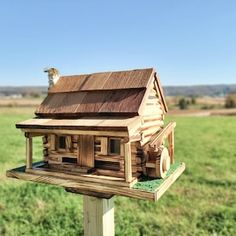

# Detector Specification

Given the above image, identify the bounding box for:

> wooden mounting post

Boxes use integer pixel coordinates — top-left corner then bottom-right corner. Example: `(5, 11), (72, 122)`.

(26, 135), (33, 169)
(83, 195), (114, 236)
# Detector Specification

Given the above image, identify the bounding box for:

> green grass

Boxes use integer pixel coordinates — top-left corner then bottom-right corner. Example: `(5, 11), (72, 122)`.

(0, 108), (236, 236)
(133, 162), (183, 192)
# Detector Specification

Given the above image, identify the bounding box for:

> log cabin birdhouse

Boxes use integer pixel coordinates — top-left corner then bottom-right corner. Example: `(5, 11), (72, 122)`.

(7, 68), (185, 201)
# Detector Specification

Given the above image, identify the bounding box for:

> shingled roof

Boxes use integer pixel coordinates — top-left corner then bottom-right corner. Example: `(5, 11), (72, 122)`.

(35, 68), (167, 118)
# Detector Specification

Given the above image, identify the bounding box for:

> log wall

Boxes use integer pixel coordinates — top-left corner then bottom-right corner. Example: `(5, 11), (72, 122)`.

(140, 84), (165, 145)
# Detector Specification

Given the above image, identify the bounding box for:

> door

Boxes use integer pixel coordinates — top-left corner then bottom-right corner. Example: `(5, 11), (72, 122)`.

(79, 135), (94, 167)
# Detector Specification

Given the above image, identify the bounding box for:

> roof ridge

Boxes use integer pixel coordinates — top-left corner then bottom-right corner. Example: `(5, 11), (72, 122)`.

(60, 67), (154, 78)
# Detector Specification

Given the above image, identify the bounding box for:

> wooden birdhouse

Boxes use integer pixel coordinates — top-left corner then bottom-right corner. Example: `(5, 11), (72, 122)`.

(7, 68), (185, 201)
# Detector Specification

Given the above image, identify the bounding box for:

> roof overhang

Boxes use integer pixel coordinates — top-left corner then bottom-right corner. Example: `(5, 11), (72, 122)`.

(16, 117), (142, 139)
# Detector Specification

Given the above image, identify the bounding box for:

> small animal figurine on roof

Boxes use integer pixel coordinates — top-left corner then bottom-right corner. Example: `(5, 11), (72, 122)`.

(7, 67), (185, 201)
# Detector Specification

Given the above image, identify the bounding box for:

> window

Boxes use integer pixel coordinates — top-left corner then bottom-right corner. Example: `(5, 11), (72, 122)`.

(109, 138), (121, 155)
(62, 157), (77, 164)
(58, 136), (66, 150)
(95, 137), (108, 155)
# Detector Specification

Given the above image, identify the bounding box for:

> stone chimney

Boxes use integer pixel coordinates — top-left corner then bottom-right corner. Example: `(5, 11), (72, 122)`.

(44, 67), (60, 89)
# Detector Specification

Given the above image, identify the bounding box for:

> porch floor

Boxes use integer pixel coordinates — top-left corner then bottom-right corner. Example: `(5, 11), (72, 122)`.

(6, 161), (185, 201)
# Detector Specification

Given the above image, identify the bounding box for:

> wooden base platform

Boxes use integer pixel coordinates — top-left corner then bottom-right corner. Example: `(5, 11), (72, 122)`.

(23, 162), (137, 188)
(6, 162), (185, 201)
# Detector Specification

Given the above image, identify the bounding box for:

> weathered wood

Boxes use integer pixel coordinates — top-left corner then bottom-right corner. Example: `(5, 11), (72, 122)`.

(145, 122), (176, 148)
(95, 154), (124, 163)
(146, 147), (170, 178)
(49, 68), (154, 93)
(143, 114), (163, 122)
(48, 155), (62, 164)
(6, 162), (185, 201)
(141, 120), (164, 130)
(26, 136), (32, 169)
(168, 131), (175, 163)
(65, 136), (72, 151)
(124, 142), (132, 182)
(66, 188), (114, 199)
(154, 73), (168, 113)
(141, 126), (162, 139)
(83, 196), (114, 236)
(47, 164), (93, 174)
(50, 134), (56, 150)
(95, 137), (108, 155)
(49, 152), (77, 158)
(26, 165), (137, 187)
(21, 128), (128, 138)
(79, 135), (94, 167)
(35, 89), (145, 118)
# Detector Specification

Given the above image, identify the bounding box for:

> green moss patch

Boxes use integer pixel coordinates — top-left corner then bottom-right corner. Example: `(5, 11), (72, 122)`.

(132, 162), (183, 193)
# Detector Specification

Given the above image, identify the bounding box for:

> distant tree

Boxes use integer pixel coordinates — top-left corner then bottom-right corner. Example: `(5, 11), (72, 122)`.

(178, 98), (188, 110)
(225, 94), (236, 108)
(191, 96), (196, 105)
(29, 92), (40, 98)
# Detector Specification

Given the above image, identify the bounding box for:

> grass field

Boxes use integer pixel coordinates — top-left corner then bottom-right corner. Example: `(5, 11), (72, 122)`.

(0, 107), (236, 236)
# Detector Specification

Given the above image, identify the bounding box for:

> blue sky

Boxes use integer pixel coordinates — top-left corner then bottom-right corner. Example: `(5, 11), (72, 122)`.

(0, 0), (235, 86)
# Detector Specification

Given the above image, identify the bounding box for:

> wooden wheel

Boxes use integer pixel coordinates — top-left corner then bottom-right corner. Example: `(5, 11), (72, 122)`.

(156, 147), (170, 178)
(162, 149), (170, 172)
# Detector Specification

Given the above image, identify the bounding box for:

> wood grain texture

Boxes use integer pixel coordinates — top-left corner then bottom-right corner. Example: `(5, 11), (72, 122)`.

(145, 122), (176, 147)
(83, 196), (114, 236)
(124, 142), (132, 183)
(6, 162), (185, 201)
(48, 68), (154, 93)
(26, 166), (136, 187)
(79, 135), (94, 167)
(26, 137), (32, 169)
(154, 73), (168, 113)
(168, 131), (175, 163)
(65, 188), (114, 199)
(35, 89), (145, 118)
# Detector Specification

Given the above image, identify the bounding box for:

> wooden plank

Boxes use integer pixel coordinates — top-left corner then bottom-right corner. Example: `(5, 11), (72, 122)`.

(48, 68), (153, 93)
(49, 151), (77, 158)
(48, 155), (62, 164)
(124, 142), (132, 183)
(141, 127), (162, 139)
(26, 137), (32, 169)
(141, 120), (164, 130)
(79, 135), (94, 167)
(83, 196), (114, 236)
(66, 136), (72, 151)
(142, 114), (163, 122)
(35, 89), (145, 118)
(94, 155), (124, 163)
(168, 131), (175, 164)
(95, 137), (108, 155)
(154, 74), (168, 113)
(50, 134), (56, 151)
(144, 122), (176, 147)
(27, 133), (43, 138)
(16, 116), (140, 131)
(26, 166), (136, 187)
(155, 163), (184, 201)
(6, 162), (185, 201)
(66, 188), (114, 199)
(142, 104), (163, 116)
(21, 128), (128, 138)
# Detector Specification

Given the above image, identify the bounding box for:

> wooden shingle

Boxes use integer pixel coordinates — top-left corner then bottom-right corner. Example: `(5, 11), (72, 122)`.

(36, 68), (167, 118)
(48, 68), (154, 93)
(36, 89), (146, 118)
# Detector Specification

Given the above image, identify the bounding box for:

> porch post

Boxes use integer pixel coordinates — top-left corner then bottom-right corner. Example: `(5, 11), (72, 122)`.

(124, 142), (132, 182)
(168, 131), (175, 164)
(25, 133), (33, 169)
